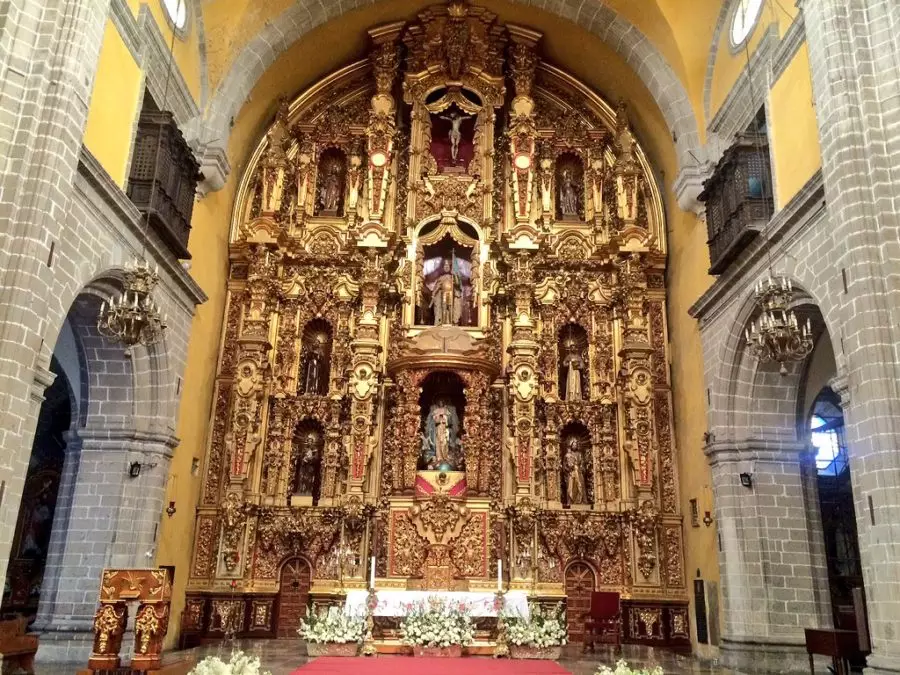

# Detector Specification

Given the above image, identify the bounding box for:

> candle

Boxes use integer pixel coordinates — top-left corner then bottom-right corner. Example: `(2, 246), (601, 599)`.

(370, 556), (375, 589)
(497, 559), (502, 592)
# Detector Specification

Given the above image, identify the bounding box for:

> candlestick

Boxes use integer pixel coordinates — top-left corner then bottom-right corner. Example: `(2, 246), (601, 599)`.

(370, 556), (375, 589)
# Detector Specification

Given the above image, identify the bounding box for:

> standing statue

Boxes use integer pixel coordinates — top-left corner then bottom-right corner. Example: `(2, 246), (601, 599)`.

(439, 111), (473, 163)
(302, 340), (326, 394)
(318, 161), (342, 213)
(430, 259), (463, 326)
(420, 400), (461, 470)
(562, 339), (585, 401)
(559, 169), (579, 217)
(564, 436), (587, 505)
(295, 430), (322, 495)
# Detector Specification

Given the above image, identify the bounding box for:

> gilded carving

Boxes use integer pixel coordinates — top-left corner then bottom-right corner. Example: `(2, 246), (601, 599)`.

(191, 2), (682, 631)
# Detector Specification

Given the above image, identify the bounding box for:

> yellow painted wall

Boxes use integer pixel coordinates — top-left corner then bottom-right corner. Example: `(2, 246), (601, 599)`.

(667, 205), (718, 655)
(769, 43), (821, 209)
(709, 2), (799, 118)
(163, 0), (720, 651)
(156, 184), (232, 650)
(83, 20), (144, 188)
(145, 0), (203, 104)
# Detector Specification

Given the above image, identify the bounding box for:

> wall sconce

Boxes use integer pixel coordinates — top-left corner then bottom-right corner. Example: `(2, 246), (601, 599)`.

(513, 152), (532, 170)
(166, 501), (177, 517)
(739, 472), (753, 489)
(703, 511), (714, 527)
(369, 150), (388, 167)
(129, 462), (142, 478)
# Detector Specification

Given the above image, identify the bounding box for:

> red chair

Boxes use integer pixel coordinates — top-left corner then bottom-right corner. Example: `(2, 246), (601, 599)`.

(583, 591), (621, 653)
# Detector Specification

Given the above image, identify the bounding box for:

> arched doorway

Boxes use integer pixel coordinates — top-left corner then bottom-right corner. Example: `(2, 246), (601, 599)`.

(1, 358), (71, 621)
(276, 558), (311, 637)
(808, 388), (865, 634)
(564, 561), (596, 644)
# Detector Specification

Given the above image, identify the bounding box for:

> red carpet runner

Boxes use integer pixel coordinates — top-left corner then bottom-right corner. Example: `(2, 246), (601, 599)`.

(291, 656), (571, 674)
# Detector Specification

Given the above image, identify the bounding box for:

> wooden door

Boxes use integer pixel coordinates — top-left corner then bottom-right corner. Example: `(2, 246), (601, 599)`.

(565, 562), (596, 643)
(276, 558), (311, 637)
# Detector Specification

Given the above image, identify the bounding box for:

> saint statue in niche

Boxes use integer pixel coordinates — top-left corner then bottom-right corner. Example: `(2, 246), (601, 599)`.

(316, 152), (345, 215)
(302, 338), (326, 395)
(562, 339), (585, 401)
(440, 111), (473, 163)
(295, 429), (322, 497)
(564, 436), (587, 506)
(559, 169), (580, 217)
(430, 258), (463, 326)
(420, 400), (462, 471)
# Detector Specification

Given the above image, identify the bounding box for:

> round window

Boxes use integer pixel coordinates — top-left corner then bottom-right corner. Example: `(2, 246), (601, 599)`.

(162, 0), (188, 33)
(730, 0), (763, 48)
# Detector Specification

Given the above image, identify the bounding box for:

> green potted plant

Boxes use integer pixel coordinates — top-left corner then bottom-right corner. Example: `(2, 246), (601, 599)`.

(400, 597), (475, 657)
(298, 605), (365, 657)
(502, 602), (567, 659)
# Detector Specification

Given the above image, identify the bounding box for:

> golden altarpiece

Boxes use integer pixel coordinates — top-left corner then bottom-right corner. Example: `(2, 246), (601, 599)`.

(184, 1), (688, 651)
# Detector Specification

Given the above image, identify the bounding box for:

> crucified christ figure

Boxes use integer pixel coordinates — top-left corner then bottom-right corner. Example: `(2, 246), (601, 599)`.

(439, 111), (473, 162)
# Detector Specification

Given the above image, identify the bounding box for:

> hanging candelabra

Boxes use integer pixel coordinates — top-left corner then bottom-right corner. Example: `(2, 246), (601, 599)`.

(745, 274), (813, 375)
(97, 260), (167, 349)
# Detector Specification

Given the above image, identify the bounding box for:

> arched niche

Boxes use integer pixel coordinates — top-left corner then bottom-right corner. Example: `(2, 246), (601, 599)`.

(555, 151), (585, 221)
(560, 421), (592, 508)
(425, 87), (482, 174)
(414, 218), (481, 328)
(558, 323), (589, 402)
(417, 371), (466, 472)
(299, 319), (332, 396)
(314, 147), (347, 217)
(291, 419), (325, 506)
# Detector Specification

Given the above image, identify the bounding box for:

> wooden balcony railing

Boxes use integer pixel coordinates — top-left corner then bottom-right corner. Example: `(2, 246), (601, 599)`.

(699, 132), (774, 275)
(127, 103), (200, 259)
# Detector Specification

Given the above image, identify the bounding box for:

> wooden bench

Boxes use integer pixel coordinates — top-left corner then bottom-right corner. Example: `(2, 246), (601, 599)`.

(0, 617), (38, 674)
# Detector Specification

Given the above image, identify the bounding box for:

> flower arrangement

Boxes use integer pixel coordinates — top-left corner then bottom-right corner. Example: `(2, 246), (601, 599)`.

(188, 651), (270, 675)
(399, 597), (475, 648)
(502, 602), (568, 648)
(597, 660), (664, 675)
(298, 605), (365, 644)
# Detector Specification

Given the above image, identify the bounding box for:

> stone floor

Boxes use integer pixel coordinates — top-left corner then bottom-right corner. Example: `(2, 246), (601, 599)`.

(32, 640), (740, 675)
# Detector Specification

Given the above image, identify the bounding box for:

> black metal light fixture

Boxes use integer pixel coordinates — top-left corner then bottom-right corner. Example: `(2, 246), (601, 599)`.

(129, 461), (142, 478)
(739, 472), (753, 489)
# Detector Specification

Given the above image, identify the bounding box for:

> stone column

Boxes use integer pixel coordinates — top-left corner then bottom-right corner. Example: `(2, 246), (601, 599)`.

(0, 0), (111, 583)
(707, 439), (832, 672)
(33, 428), (174, 664)
(802, 1), (900, 671)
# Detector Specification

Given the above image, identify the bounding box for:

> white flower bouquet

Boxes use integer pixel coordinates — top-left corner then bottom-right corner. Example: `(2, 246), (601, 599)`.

(502, 602), (568, 648)
(399, 597), (475, 648)
(298, 605), (365, 644)
(597, 660), (664, 675)
(189, 651), (270, 675)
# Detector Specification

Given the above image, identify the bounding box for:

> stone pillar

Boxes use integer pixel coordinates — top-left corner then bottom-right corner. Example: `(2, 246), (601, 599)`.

(33, 428), (174, 664)
(707, 440), (832, 672)
(802, 1), (900, 671)
(0, 0), (111, 583)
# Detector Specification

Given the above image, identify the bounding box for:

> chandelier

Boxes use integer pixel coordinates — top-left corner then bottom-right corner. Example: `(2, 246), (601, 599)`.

(745, 274), (812, 375)
(97, 260), (167, 348)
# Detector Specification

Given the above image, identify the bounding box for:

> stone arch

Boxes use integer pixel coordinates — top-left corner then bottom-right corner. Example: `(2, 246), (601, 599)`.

(711, 277), (839, 443)
(201, 0), (701, 171)
(28, 272), (178, 661)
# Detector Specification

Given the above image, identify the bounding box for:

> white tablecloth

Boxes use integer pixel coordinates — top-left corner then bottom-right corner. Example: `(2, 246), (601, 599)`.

(344, 590), (529, 619)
